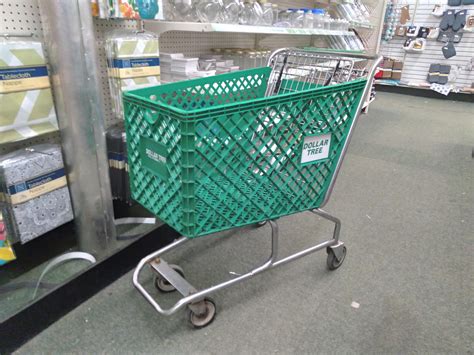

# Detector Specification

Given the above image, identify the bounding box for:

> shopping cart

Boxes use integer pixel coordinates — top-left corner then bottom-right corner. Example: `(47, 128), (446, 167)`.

(123, 48), (382, 328)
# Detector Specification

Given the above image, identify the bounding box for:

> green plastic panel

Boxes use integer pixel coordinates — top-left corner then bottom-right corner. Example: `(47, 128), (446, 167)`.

(123, 68), (366, 238)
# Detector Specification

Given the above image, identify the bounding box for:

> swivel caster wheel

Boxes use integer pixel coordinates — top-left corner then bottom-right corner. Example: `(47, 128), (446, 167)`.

(154, 264), (184, 293)
(327, 246), (346, 271)
(186, 297), (217, 329)
(255, 220), (267, 227)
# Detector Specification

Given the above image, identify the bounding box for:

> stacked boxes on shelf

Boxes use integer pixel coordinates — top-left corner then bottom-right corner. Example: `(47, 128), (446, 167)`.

(0, 144), (74, 245)
(375, 57), (404, 81)
(160, 53), (216, 83)
(0, 40), (59, 144)
(106, 124), (132, 205)
(161, 49), (275, 83)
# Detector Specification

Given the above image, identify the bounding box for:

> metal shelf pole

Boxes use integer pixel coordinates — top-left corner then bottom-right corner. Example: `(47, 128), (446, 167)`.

(37, 0), (116, 255)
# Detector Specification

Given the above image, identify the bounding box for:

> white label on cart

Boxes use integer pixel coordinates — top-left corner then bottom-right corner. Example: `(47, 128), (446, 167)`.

(301, 134), (331, 164)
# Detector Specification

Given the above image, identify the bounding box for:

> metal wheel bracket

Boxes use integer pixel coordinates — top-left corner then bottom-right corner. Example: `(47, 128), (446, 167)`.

(328, 242), (345, 262)
(150, 259), (198, 297)
(188, 300), (208, 316)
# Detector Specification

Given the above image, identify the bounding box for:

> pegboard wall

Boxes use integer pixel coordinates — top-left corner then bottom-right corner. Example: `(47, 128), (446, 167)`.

(380, 0), (474, 92)
(159, 32), (313, 57)
(0, 1), (43, 36)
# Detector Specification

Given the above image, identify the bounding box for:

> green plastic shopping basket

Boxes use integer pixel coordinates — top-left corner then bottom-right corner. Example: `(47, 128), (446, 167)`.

(123, 66), (367, 238)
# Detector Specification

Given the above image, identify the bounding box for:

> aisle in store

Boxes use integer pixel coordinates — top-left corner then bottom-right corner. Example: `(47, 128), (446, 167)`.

(16, 92), (473, 354)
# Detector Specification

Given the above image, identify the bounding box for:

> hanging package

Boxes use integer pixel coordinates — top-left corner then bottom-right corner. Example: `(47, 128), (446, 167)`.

(105, 31), (160, 119)
(442, 41), (457, 59)
(0, 40), (59, 144)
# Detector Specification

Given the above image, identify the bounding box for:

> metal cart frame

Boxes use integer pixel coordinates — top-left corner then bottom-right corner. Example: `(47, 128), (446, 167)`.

(132, 49), (382, 328)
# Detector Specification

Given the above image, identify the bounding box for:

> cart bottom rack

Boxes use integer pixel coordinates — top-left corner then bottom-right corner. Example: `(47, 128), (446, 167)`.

(125, 48), (382, 328)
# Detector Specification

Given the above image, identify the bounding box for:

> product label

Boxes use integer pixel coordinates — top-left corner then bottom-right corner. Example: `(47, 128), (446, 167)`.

(1, 168), (67, 205)
(108, 152), (126, 170)
(111, 58), (160, 78)
(301, 134), (332, 164)
(139, 136), (169, 180)
(0, 66), (50, 93)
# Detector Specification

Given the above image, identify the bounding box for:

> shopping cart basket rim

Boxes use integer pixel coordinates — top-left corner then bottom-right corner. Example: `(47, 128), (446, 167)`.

(123, 71), (368, 120)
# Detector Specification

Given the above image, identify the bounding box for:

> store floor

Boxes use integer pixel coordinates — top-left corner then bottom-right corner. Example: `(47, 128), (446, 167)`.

(16, 92), (473, 354)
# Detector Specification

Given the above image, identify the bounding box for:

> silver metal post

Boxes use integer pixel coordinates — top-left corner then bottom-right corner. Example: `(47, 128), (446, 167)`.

(37, 0), (116, 255)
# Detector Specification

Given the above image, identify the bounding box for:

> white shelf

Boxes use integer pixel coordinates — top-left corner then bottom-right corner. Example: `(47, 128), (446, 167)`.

(144, 21), (355, 36)
(375, 80), (474, 95)
(350, 21), (374, 30)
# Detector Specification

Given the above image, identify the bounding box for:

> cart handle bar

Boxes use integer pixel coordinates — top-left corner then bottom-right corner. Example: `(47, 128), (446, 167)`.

(267, 47), (383, 62)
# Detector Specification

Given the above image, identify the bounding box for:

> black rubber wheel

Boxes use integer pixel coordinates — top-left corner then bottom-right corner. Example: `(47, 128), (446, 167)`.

(154, 264), (184, 293)
(186, 297), (217, 329)
(327, 246), (347, 271)
(255, 220), (267, 227)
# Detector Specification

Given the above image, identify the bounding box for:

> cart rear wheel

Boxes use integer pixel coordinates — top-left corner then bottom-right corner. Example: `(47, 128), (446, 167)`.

(154, 264), (184, 293)
(327, 246), (346, 270)
(186, 298), (217, 329)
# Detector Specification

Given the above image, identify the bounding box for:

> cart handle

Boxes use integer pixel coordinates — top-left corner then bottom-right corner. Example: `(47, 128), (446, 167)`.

(267, 47), (383, 62)
(267, 47), (383, 209)
(320, 52), (383, 208)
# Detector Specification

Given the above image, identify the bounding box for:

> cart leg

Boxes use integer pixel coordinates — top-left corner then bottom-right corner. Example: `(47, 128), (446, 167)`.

(312, 208), (341, 242)
(133, 237), (191, 315)
(312, 208), (346, 269)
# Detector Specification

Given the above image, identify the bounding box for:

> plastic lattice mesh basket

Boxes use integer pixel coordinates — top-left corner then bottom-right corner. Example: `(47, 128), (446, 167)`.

(123, 67), (366, 238)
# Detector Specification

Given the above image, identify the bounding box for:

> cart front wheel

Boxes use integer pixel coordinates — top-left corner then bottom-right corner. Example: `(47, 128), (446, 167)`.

(186, 298), (217, 329)
(154, 264), (184, 293)
(256, 220), (267, 227)
(327, 246), (346, 270)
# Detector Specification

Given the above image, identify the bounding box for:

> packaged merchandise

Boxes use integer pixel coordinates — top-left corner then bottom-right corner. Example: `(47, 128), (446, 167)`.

(106, 124), (132, 204)
(114, 0), (164, 19)
(103, 0), (116, 17)
(93, 0), (164, 19)
(0, 144), (74, 244)
(391, 70), (402, 80)
(392, 60), (403, 70)
(0, 211), (16, 266)
(0, 40), (59, 144)
(465, 15), (474, 32)
(91, 0), (100, 16)
(161, 52), (240, 82)
(160, 48), (274, 83)
(105, 31), (160, 119)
